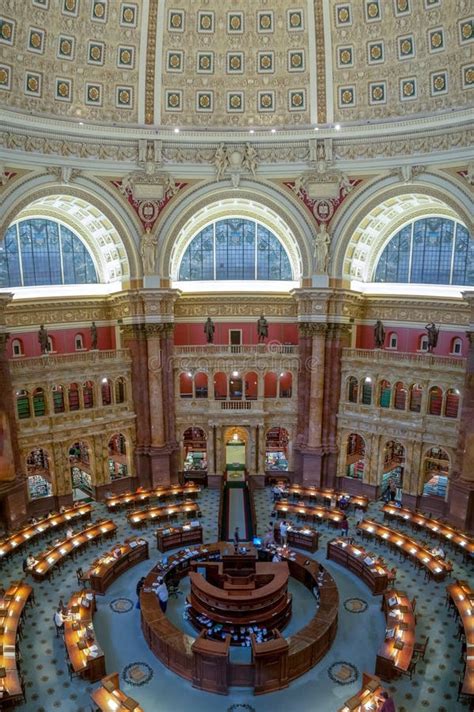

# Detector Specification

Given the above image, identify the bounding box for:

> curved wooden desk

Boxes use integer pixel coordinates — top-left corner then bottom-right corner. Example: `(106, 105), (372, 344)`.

(127, 502), (200, 528)
(0, 504), (92, 560)
(28, 519), (117, 581)
(273, 523), (319, 552)
(85, 537), (149, 595)
(357, 519), (453, 582)
(382, 503), (474, 559)
(106, 484), (200, 511)
(140, 542), (338, 694)
(282, 485), (369, 512)
(376, 589), (415, 681)
(274, 501), (345, 526)
(338, 672), (386, 712)
(64, 590), (105, 682)
(327, 538), (394, 595)
(91, 672), (144, 711)
(0, 582), (32, 706)
(447, 580), (474, 698)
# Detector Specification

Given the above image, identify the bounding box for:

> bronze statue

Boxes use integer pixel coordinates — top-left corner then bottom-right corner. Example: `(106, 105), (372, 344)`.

(257, 314), (269, 342)
(204, 317), (215, 344)
(38, 324), (48, 354)
(425, 322), (439, 352)
(90, 321), (98, 350)
(374, 320), (385, 349)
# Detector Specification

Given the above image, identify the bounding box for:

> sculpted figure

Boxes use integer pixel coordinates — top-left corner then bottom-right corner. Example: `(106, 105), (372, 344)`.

(204, 317), (215, 344)
(374, 320), (386, 349)
(313, 223), (331, 273)
(38, 324), (49, 354)
(425, 322), (439, 352)
(243, 143), (258, 178)
(140, 228), (158, 276)
(214, 144), (229, 181)
(257, 314), (269, 342)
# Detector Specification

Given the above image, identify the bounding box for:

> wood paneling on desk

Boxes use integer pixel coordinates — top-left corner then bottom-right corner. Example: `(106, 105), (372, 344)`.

(106, 485), (200, 511)
(28, 520), (117, 581)
(128, 502), (200, 528)
(91, 672), (144, 711)
(0, 582), (31, 706)
(274, 524), (319, 552)
(376, 589), (415, 681)
(357, 519), (453, 582)
(382, 504), (474, 558)
(281, 486), (369, 512)
(338, 672), (386, 711)
(448, 580), (474, 697)
(327, 539), (393, 595)
(0, 504), (92, 560)
(64, 591), (105, 682)
(156, 524), (203, 552)
(85, 538), (149, 595)
(274, 501), (345, 526)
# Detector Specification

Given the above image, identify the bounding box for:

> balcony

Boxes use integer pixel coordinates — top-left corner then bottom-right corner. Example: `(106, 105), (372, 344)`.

(10, 349), (132, 377)
(174, 344), (298, 355)
(342, 348), (465, 373)
(175, 396), (296, 419)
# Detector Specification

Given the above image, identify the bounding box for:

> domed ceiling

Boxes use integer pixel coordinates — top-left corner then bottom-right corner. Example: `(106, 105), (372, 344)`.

(0, 0), (472, 129)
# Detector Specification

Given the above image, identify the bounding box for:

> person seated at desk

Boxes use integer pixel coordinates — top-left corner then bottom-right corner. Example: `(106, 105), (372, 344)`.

(337, 495), (350, 510)
(431, 545), (445, 559)
(272, 552), (281, 562)
(59, 505), (66, 513)
(113, 546), (123, 559)
(25, 553), (37, 570)
(66, 527), (74, 539)
(378, 691), (396, 712)
(271, 485), (284, 502)
(155, 578), (169, 613)
(54, 606), (66, 630)
(263, 527), (274, 546)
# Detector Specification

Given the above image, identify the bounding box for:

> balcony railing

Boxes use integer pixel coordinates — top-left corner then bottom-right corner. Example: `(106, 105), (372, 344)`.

(10, 349), (132, 372)
(220, 401), (252, 410)
(342, 348), (465, 370)
(173, 344), (298, 355)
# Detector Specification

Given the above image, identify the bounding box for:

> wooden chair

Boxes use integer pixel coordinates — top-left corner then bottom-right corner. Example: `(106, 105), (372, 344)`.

(413, 636), (429, 661)
(66, 657), (80, 681)
(395, 658), (417, 680)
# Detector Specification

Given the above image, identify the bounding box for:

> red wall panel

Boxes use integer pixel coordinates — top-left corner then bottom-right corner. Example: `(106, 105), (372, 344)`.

(356, 324), (467, 357)
(7, 326), (116, 359)
(174, 321), (298, 346)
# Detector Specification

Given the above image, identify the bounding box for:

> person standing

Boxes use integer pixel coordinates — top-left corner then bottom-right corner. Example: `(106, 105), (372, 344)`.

(136, 576), (146, 609)
(233, 526), (240, 553)
(279, 520), (289, 546)
(156, 577), (169, 613)
(389, 479), (397, 502)
(340, 514), (349, 537)
(377, 691), (396, 712)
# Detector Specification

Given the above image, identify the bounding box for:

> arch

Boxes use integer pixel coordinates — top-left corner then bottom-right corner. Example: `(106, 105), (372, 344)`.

(244, 371), (258, 400)
(422, 446), (450, 499)
(183, 426), (207, 473)
(16, 389), (30, 419)
(409, 383), (423, 413)
(68, 382), (80, 411)
(74, 333), (85, 351)
(382, 440), (405, 493)
(332, 176), (473, 282)
(101, 378), (113, 406)
(157, 184), (314, 284)
(52, 384), (65, 414)
(360, 376), (373, 405)
(0, 178), (141, 283)
(213, 371), (227, 399)
(82, 380), (95, 409)
(32, 387), (47, 417)
(11, 338), (23, 357)
(179, 372), (193, 398)
(347, 376), (359, 403)
(229, 370), (243, 399)
(265, 427), (289, 472)
(47, 335), (54, 353)
(194, 372), (208, 398)
(444, 388), (460, 418)
(69, 439), (93, 499)
(345, 433), (366, 480)
(26, 447), (52, 500)
(264, 372), (278, 398)
(393, 382), (407, 411)
(387, 332), (398, 350)
(115, 377), (127, 404)
(428, 386), (443, 416)
(418, 334), (429, 352)
(108, 433), (128, 480)
(278, 371), (292, 398)
(378, 379), (392, 408)
(450, 337), (463, 355)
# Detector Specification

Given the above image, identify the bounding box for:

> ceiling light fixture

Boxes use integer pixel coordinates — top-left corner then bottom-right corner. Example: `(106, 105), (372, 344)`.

(174, 127), (180, 134)
(249, 129), (255, 134)
(334, 123), (341, 131)
(271, 128), (276, 134)
(313, 126), (319, 131)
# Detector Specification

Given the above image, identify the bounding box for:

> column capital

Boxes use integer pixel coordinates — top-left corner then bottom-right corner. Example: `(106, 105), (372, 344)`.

(326, 323), (352, 340)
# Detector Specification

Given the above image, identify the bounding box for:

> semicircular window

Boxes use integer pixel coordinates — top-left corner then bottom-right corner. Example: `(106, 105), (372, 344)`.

(0, 218), (98, 288)
(178, 219), (293, 281)
(374, 217), (473, 285)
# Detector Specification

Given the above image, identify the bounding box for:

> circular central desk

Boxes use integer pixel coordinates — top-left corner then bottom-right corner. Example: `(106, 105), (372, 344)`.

(140, 543), (338, 695)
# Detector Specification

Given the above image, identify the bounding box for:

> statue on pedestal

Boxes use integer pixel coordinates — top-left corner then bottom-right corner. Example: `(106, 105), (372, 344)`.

(140, 228), (158, 276)
(38, 324), (48, 354)
(425, 322), (439, 352)
(313, 223), (331, 273)
(204, 317), (215, 344)
(257, 314), (268, 342)
(374, 320), (385, 349)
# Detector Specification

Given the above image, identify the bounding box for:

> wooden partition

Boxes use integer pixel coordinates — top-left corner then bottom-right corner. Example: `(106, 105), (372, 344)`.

(0, 581), (31, 706)
(85, 537), (149, 595)
(91, 672), (144, 711)
(64, 591), (105, 682)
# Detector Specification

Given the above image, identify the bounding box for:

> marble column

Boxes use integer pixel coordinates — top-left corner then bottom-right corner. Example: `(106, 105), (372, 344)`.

(307, 324), (327, 448)
(207, 425), (215, 476)
(146, 325), (166, 447)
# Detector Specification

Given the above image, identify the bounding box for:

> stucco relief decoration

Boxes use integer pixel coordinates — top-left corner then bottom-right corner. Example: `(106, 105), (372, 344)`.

(458, 166), (474, 186)
(284, 176), (362, 225)
(111, 174), (187, 231)
(213, 144), (258, 187)
(0, 167), (16, 189)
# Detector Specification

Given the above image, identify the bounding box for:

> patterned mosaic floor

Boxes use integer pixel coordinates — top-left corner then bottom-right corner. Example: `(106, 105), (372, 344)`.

(2, 486), (471, 711)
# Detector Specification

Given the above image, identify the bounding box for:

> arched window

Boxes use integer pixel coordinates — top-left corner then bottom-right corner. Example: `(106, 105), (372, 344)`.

(279, 372), (292, 398)
(47, 336), (54, 353)
(387, 332), (398, 350)
(101, 378), (112, 406)
(428, 386), (443, 416)
(379, 380), (392, 408)
(11, 339), (23, 357)
(178, 219), (293, 281)
(393, 382), (407, 411)
(409, 384), (423, 412)
(265, 427), (289, 471)
(382, 440), (405, 492)
(68, 382), (80, 411)
(423, 447), (450, 499)
(82, 381), (94, 409)
(345, 434), (365, 480)
(214, 372), (227, 399)
(244, 371), (258, 400)
(179, 373), (193, 398)
(374, 218), (473, 285)
(52, 385), (65, 414)
(419, 334), (429, 352)
(75, 333), (84, 351)
(183, 427), (207, 473)
(32, 387), (46, 417)
(347, 376), (358, 403)
(450, 338), (463, 355)
(445, 388), (460, 418)
(194, 372), (208, 398)
(229, 371), (243, 399)
(16, 390), (30, 419)
(264, 372), (278, 398)
(0, 219), (98, 287)
(115, 377), (126, 404)
(26, 448), (52, 500)
(361, 377), (372, 405)
(108, 433), (128, 480)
